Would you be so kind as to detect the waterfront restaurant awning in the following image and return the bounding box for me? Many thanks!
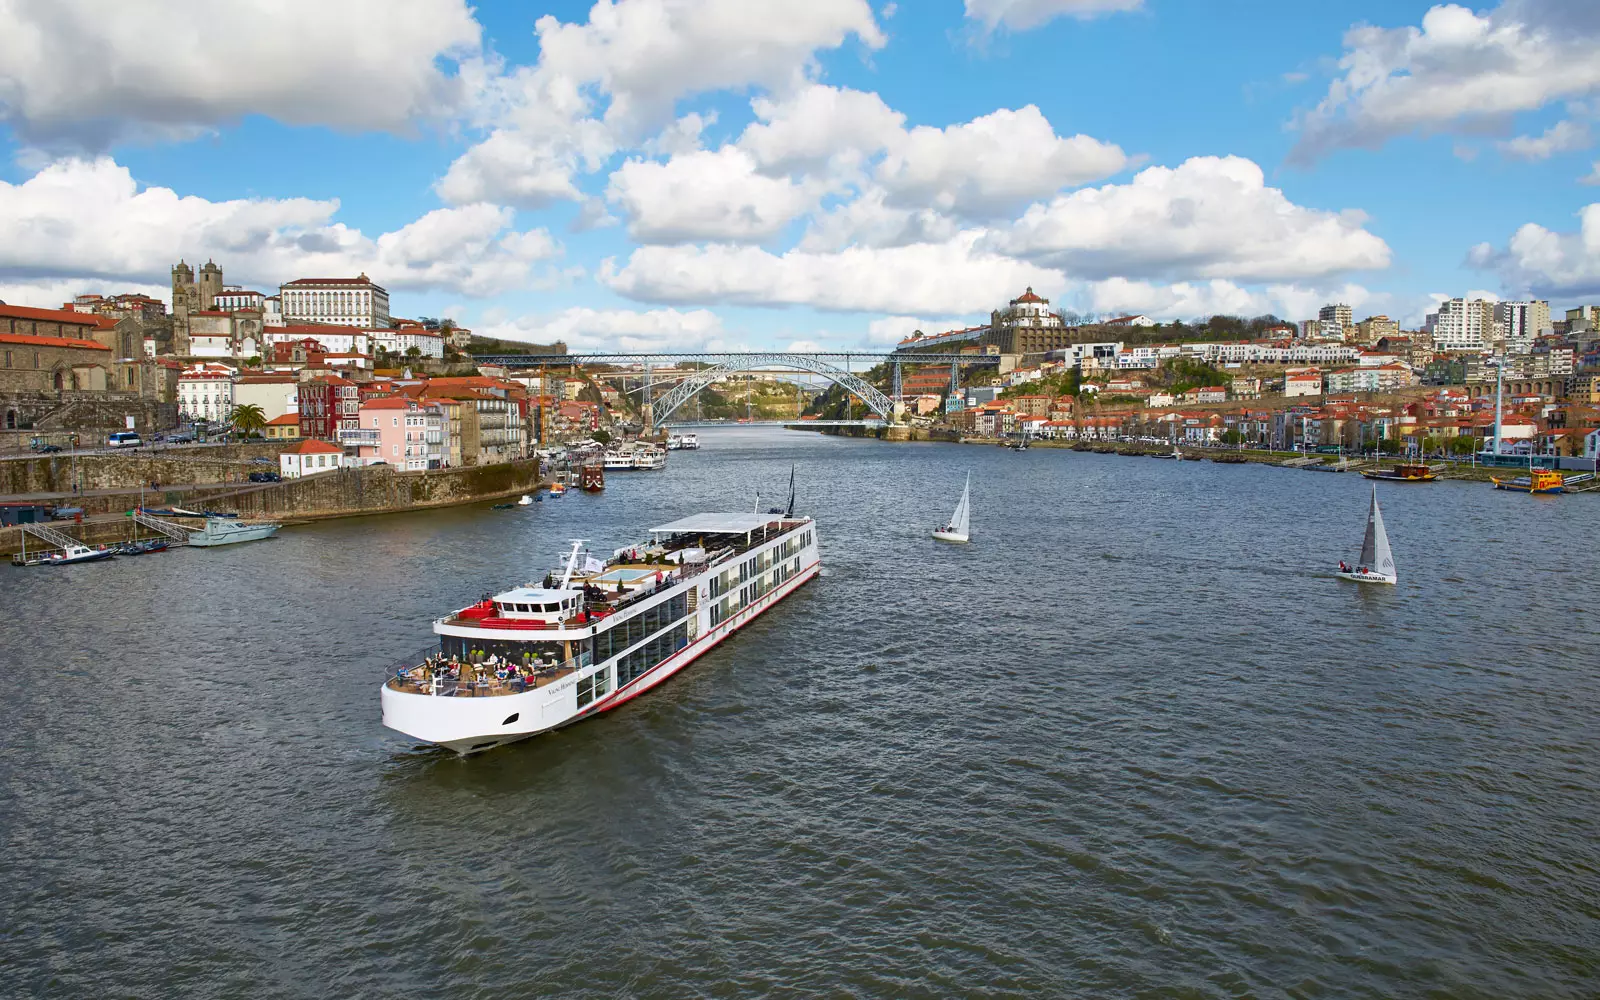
[649,513,780,537]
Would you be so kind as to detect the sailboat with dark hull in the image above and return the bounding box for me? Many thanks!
[1336,485,1397,585]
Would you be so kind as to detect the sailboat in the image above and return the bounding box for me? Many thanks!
[933,472,972,544]
[1335,485,1397,585]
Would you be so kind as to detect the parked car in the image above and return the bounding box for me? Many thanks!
[169,433,195,444]
[249,457,274,465]
[247,471,282,483]
[35,444,62,454]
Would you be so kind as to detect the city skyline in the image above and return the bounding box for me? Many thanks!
[2,0,1599,352]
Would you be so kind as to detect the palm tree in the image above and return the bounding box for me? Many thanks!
[232,403,267,439]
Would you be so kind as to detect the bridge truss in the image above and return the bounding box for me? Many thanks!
[472,351,1001,431]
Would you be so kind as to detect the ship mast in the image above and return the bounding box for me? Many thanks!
[559,539,587,589]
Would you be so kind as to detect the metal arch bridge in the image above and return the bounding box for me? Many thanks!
[472,350,999,429]
[650,353,896,423]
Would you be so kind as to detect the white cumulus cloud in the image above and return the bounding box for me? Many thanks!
[478,306,726,352]
[599,232,1064,315]
[607,147,821,243]
[993,156,1391,282]
[437,0,884,206]
[876,105,1129,218]
[0,0,482,148]
[1086,278,1373,323]
[1467,203,1600,297]
[0,158,560,300]
[1291,2,1600,163]
[1496,119,1593,160]
[740,85,905,171]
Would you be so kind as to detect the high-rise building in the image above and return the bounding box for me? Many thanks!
[280,274,390,329]
[1353,315,1399,344]
[1494,300,1550,353]
[1429,298,1495,352]
[1318,303,1353,340]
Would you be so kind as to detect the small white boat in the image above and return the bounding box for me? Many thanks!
[48,544,115,565]
[1335,485,1396,585]
[187,518,280,547]
[932,472,972,544]
[517,494,534,506]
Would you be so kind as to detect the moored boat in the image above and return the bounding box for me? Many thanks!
[1362,463,1437,483]
[1491,468,1566,494]
[187,518,280,547]
[381,511,822,754]
[579,463,605,492]
[47,544,115,565]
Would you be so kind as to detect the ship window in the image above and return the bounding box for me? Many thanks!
[502,713,519,725]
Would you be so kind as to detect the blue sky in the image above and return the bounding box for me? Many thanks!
[2,0,1598,352]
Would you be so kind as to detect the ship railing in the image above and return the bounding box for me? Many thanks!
[388,647,592,698]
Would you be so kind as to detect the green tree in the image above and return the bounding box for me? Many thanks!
[1220,429,1243,446]
[592,429,612,445]
[231,403,267,438]
[405,346,422,359]
[1449,436,1476,456]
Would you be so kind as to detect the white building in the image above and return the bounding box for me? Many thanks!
[279,439,349,478]
[1429,298,1496,352]
[367,327,445,359]
[177,363,237,423]
[1104,314,1159,328]
[996,287,1063,328]
[1494,300,1550,354]
[280,274,390,329]
[1318,303,1353,336]
[214,287,265,312]
[1284,368,1324,398]
[263,325,371,355]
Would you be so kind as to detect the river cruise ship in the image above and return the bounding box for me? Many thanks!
[381,511,821,754]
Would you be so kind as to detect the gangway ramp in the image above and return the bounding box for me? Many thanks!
[132,510,192,542]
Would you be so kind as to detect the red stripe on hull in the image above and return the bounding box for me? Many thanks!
[575,560,821,720]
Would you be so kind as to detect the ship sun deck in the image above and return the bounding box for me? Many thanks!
[435,514,811,633]
[390,514,816,700]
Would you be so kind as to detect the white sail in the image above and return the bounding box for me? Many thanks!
[1370,490,1395,582]
[1352,485,1397,583]
[950,472,971,537]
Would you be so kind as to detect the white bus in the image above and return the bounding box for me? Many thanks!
[106,431,143,449]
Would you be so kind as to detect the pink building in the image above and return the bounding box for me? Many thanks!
[341,396,444,470]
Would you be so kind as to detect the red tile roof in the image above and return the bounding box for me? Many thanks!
[282,275,386,289]
[1012,287,1045,304]
[265,413,300,425]
[0,304,102,327]
[286,439,344,455]
[0,331,111,351]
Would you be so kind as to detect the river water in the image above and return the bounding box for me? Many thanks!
[3,427,1597,998]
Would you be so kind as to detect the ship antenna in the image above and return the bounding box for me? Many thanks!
[559,539,587,589]
[785,464,796,518]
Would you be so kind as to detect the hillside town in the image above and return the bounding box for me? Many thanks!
[886,288,1600,461]
[0,258,628,467]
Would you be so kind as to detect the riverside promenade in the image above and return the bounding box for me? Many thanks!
[0,456,544,556]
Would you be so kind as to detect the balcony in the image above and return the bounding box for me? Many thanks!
[337,428,381,445]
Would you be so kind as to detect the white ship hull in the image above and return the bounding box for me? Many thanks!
[382,512,821,754]
[381,560,819,753]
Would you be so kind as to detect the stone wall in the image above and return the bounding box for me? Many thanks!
[214,458,542,520]
[1,390,178,440]
[0,441,287,494]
